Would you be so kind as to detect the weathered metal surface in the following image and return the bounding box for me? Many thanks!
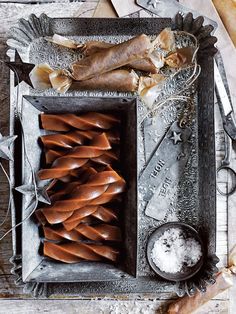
[21,96,137,283]
[7,15,216,297]
[139,121,192,220]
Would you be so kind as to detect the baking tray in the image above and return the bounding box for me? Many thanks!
[21,96,137,282]
[7,16,216,297]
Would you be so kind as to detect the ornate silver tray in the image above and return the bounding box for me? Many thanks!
[7,15,216,297]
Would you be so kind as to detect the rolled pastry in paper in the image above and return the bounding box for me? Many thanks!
[80,40,160,74]
[50,69,138,93]
[167,269,233,314]
[70,69,139,92]
[71,34,153,81]
[168,245,236,314]
[33,65,138,93]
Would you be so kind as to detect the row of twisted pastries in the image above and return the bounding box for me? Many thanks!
[36,112,126,263]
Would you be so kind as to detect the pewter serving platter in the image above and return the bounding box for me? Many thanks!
[8,16,216,297]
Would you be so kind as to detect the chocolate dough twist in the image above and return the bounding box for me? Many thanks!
[45,147,119,165]
[38,133,112,179]
[80,40,158,74]
[57,154,119,182]
[63,205,118,231]
[40,112,120,132]
[41,129,120,150]
[41,130,96,150]
[49,167,122,202]
[39,177,125,214]
[43,224,121,242]
[44,241,119,263]
[37,204,118,228]
[71,34,152,81]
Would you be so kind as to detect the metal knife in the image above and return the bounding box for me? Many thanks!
[214,59,236,141]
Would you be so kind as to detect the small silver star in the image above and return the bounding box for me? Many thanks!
[177,152,186,160]
[0,133,17,161]
[170,131,182,144]
[15,174,52,206]
[148,0,160,9]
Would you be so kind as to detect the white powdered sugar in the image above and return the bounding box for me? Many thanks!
[151,228,202,273]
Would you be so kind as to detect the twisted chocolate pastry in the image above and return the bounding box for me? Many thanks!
[38,133,112,179]
[43,224,121,242]
[37,204,118,228]
[45,148,119,165]
[44,241,119,263]
[40,112,120,132]
[63,205,118,231]
[38,166,124,214]
[46,179,125,212]
[56,166,96,183]
[41,129,120,150]
[41,174,125,213]
[40,130,96,149]
[38,170,125,229]
[36,208,94,227]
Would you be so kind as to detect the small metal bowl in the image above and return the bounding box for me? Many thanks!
[147,222,204,281]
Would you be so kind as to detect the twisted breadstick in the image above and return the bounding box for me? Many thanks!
[38,133,111,179]
[44,241,119,263]
[43,224,121,242]
[40,112,120,131]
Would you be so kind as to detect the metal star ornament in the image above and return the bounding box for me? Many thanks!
[15,174,52,206]
[170,131,182,144]
[177,152,186,160]
[5,50,35,88]
[0,133,17,161]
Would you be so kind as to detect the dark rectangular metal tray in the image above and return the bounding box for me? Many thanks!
[8,16,216,297]
[21,96,137,283]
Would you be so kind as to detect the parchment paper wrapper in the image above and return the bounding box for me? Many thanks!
[71,34,153,81]
[167,245,236,314]
[30,64,139,93]
[80,40,161,74]
[70,69,139,92]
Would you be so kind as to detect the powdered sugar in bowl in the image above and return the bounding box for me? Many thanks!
[147,222,204,281]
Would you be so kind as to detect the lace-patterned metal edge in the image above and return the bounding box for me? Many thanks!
[172,12,218,57]
[7,13,52,53]
[9,254,47,297]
